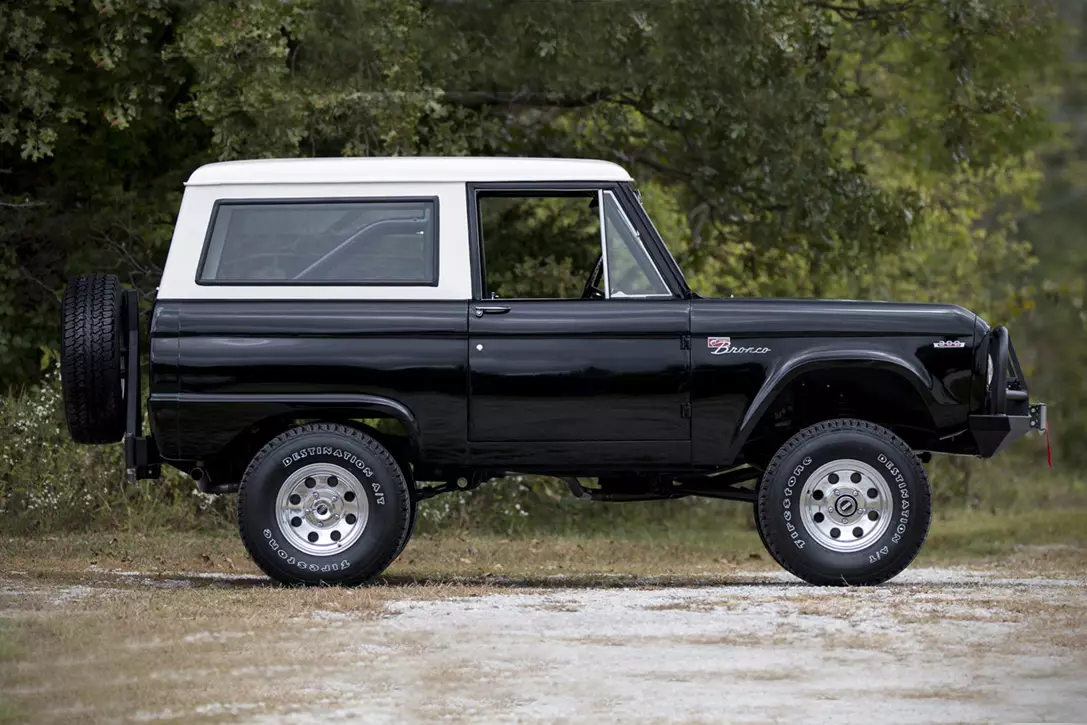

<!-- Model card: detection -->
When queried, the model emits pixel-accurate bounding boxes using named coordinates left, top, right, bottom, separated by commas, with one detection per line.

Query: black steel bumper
left=968, top=325, right=1046, bottom=458
left=969, top=403, right=1047, bottom=458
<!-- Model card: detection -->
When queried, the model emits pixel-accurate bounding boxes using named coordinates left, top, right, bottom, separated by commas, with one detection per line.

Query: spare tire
left=61, top=274, right=126, bottom=443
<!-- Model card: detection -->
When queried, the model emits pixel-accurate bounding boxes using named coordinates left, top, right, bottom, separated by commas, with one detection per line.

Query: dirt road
left=2, top=564, right=1084, bottom=724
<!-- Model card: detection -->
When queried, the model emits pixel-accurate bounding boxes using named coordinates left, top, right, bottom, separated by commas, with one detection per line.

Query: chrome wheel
left=799, top=459, right=893, bottom=553
left=275, top=462, right=369, bottom=556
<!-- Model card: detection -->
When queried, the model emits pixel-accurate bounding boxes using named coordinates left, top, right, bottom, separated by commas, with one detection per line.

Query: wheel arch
left=729, top=349, right=938, bottom=465
left=169, top=393, right=422, bottom=485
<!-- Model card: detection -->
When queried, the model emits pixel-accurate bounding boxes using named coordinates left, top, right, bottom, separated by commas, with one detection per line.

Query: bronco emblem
left=709, top=336, right=770, bottom=355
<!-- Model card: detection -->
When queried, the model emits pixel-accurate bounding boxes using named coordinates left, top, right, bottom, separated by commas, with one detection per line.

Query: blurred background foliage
left=1, top=0, right=1085, bottom=533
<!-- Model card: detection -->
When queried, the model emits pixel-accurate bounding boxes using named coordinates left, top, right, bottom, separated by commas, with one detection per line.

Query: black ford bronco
left=60, top=157, right=1046, bottom=586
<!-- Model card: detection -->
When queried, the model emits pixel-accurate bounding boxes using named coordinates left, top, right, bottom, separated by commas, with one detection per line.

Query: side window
left=475, top=189, right=673, bottom=300
left=478, top=192, right=600, bottom=299
left=198, top=199, right=437, bottom=284
left=601, top=191, right=670, bottom=298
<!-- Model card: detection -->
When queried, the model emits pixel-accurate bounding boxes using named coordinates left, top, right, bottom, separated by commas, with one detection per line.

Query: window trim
left=194, top=196, right=440, bottom=287
left=596, top=190, right=612, bottom=299
left=599, top=190, right=671, bottom=299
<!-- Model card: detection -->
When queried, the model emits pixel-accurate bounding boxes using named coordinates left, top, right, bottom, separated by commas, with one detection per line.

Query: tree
left=1, top=1, right=203, bottom=383
left=0, top=0, right=1068, bottom=392
left=1015, top=0, right=1087, bottom=465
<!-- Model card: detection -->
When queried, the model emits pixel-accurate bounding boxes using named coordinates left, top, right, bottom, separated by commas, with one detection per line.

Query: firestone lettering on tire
left=781, top=455, right=813, bottom=549
left=263, top=527, right=351, bottom=570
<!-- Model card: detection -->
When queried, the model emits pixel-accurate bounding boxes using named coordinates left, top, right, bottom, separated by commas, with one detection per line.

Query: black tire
left=751, top=503, right=782, bottom=567
left=237, top=423, right=412, bottom=586
left=391, top=456, right=417, bottom=559
left=756, top=419, right=932, bottom=586
left=394, top=496, right=419, bottom=559
left=60, top=274, right=125, bottom=443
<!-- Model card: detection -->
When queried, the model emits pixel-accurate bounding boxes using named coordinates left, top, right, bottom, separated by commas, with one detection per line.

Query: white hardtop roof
left=186, top=156, right=633, bottom=186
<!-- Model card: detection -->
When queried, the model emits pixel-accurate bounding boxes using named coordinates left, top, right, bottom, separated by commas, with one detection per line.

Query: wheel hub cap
left=799, top=459, right=894, bottom=553
left=834, top=494, right=858, bottom=517
left=275, top=462, right=369, bottom=556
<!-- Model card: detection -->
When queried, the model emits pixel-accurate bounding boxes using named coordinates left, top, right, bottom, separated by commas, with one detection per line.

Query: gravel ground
left=254, top=569, right=1087, bottom=725
left=3, top=566, right=1085, bottom=724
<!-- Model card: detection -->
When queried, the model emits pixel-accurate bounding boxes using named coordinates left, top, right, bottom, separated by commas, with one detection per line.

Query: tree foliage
left=0, top=0, right=1068, bottom=388
left=1014, top=0, right=1087, bottom=466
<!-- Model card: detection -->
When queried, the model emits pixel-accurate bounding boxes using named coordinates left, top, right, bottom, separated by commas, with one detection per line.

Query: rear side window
left=198, top=198, right=438, bottom=285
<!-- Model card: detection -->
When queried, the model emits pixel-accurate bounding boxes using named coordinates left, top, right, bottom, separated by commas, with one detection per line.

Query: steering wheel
left=582, top=254, right=605, bottom=299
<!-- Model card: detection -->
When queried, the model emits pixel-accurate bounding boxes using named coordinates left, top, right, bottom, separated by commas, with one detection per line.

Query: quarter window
left=601, top=191, right=670, bottom=297
left=198, top=199, right=437, bottom=284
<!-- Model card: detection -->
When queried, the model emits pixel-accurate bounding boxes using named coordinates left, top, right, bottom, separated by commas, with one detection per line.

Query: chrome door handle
left=473, top=305, right=511, bottom=317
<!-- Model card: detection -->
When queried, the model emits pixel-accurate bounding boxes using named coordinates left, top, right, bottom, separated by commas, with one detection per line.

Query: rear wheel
left=756, top=418, right=931, bottom=585
left=237, top=423, right=411, bottom=586
left=60, top=274, right=125, bottom=443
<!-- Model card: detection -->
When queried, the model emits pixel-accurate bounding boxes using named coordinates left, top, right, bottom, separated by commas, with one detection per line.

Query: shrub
left=0, top=367, right=232, bottom=534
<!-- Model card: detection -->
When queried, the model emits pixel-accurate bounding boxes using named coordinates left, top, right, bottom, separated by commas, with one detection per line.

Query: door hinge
left=680, top=335, right=690, bottom=350
left=680, top=402, right=692, bottom=419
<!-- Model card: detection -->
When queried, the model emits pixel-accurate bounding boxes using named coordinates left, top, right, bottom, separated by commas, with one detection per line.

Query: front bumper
left=968, top=325, right=1046, bottom=458
left=970, top=403, right=1046, bottom=458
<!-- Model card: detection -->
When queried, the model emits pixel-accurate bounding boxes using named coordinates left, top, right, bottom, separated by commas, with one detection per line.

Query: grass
left=0, top=625, right=24, bottom=725
left=919, top=507, right=1087, bottom=577
left=2, top=505, right=1084, bottom=578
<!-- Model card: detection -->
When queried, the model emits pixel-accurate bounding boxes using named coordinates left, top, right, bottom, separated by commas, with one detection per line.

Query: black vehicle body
left=129, top=182, right=1042, bottom=496
left=61, top=157, right=1046, bottom=586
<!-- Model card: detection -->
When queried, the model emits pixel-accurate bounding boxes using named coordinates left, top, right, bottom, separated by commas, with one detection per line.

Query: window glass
left=199, top=199, right=436, bottom=284
left=602, top=192, right=670, bottom=297
left=478, top=193, right=600, bottom=298
left=630, top=185, right=686, bottom=285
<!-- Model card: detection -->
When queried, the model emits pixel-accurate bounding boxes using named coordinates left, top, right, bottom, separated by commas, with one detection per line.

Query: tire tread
left=61, top=274, right=124, bottom=443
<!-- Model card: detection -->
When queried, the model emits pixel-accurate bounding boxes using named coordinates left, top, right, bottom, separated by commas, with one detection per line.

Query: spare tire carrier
left=120, top=288, right=161, bottom=482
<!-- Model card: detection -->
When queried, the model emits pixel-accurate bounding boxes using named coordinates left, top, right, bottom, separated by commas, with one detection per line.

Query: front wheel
left=237, top=423, right=412, bottom=586
left=756, top=419, right=932, bottom=586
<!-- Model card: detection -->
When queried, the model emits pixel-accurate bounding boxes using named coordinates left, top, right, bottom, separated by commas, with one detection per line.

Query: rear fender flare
left=257, top=394, right=422, bottom=456
left=155, top=392, right=422, bottom=461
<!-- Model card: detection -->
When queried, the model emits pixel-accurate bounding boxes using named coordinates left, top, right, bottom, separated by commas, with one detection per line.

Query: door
left=466, top=185, right=691, bottom=470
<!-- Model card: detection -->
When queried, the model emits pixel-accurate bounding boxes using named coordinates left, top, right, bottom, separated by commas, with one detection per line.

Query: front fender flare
left=725, top=346, right=936, bottom=462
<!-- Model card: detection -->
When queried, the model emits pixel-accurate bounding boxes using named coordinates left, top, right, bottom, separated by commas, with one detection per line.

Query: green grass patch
left=0, top=703, right=22, bottom=725
left=1, top=507, right=1084, bottom=579
left=923, top=507, right=1087, bottom=559
left=0, top=622, right=28, bottom=725
left=0, top=627, right=17, bottom=663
